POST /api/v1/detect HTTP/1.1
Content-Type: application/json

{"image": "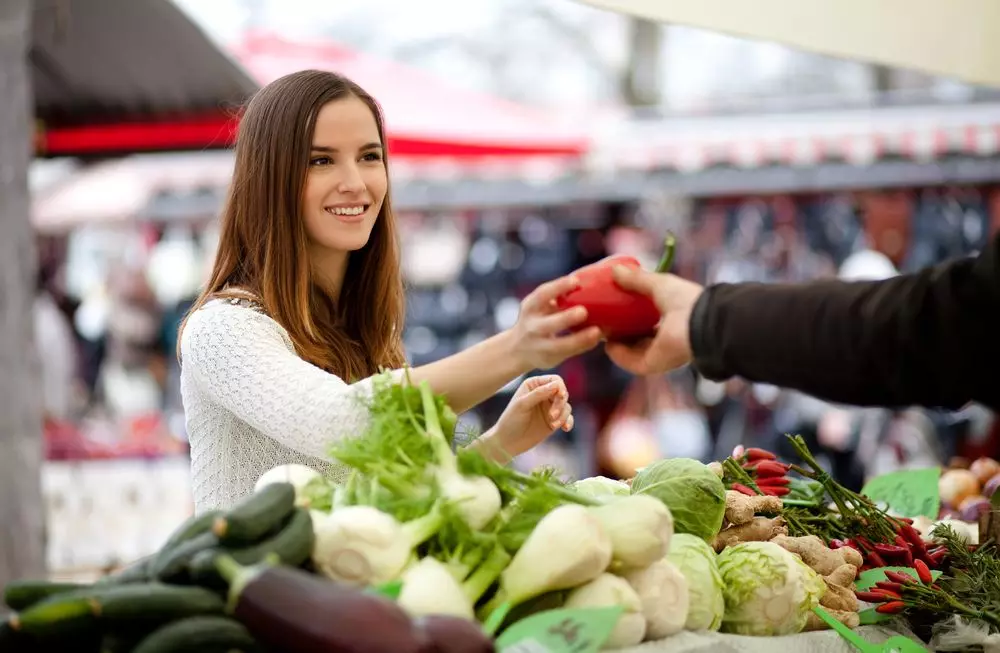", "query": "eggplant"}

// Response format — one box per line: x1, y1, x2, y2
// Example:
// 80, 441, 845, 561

413, 615, 495, 653
216, 555, 422, 653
